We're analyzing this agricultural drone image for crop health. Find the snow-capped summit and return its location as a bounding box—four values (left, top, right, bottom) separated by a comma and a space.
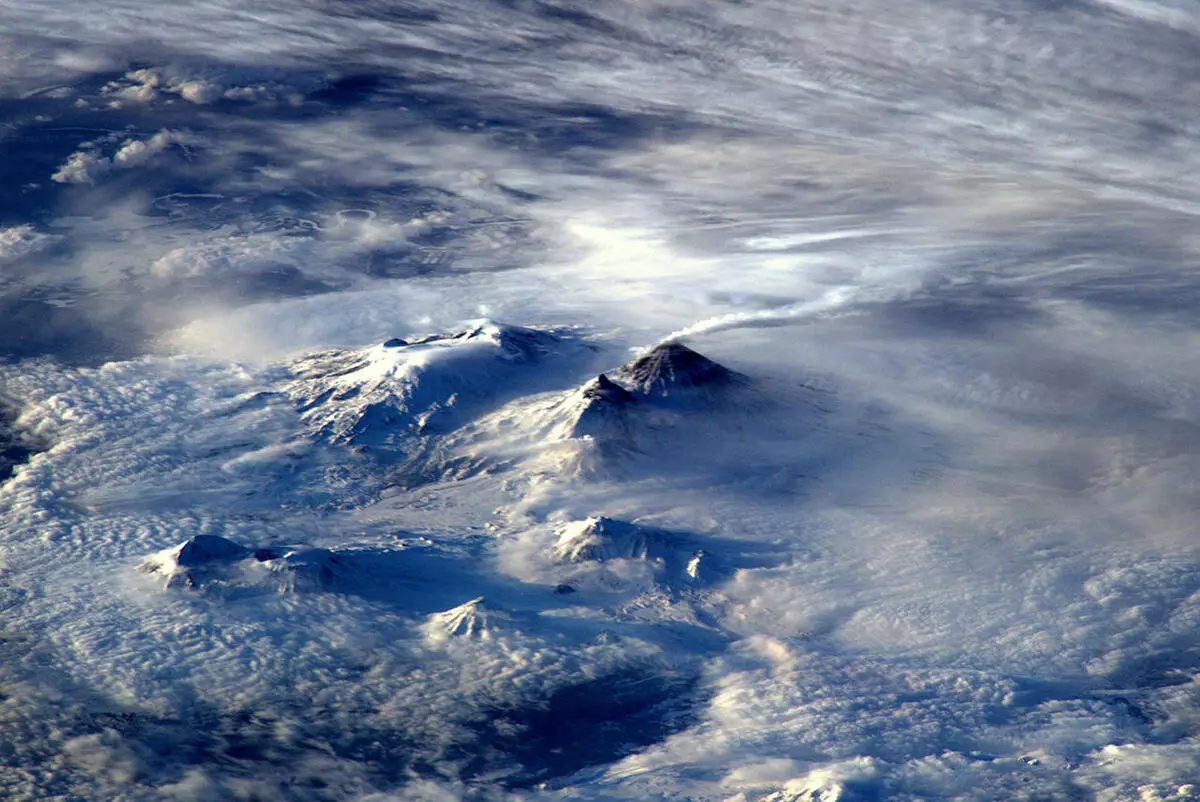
423, 596, 510, 642
284, 320, 576, 450
551, 517, 724, 587
540, 343, 745, 469
611, 341, 741, 398
444, 340, 757, 482
257, 547, 348, 593
553, 517, 672, 563
139, 534, 252, 589
484, 373, 639, 479
515, 341, 736, 445
563, 374, 637, 441
139, 535, 348, 593
583, 373, 636, 405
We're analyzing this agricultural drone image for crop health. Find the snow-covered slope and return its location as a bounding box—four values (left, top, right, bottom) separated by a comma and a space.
551, 516, 722, 590
448, 339, 827, 484
283, 320, 590, 452
422, 596, 511, 642
553, 516, 673, 563
139, 534, 351, 594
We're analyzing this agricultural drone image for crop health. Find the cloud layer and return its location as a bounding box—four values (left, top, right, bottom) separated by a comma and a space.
2, 0, 1200, 799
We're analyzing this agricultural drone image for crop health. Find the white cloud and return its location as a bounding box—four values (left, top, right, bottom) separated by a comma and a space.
149, 234, 308, 281
99, 66, 319, 107
50, 149, 111, 185
51, 129, 185, 184
111, 130, 181, 168
0, 225, 57, 263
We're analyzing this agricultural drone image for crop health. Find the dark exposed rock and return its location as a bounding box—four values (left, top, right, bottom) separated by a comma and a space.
583, 373, 636, 405
174, 535, 252, 567
612, 341, 738, 397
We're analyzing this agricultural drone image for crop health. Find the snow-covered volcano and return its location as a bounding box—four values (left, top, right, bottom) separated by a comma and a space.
138, 534, 352, 594
422, 596, 512, 642
552, 516, 675, 564
449, 340, 779, 481
612, 340, 744, 399
283, 320, 590, 452
552, 516, 720, 586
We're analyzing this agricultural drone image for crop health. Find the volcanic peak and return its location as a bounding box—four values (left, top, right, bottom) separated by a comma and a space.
612, 341, 737, 397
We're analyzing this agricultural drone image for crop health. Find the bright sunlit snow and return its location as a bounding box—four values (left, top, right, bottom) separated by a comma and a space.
2, 1, 1200, 800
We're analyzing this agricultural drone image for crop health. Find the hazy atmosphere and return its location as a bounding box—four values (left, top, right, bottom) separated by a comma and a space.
2, 1, 1200, 799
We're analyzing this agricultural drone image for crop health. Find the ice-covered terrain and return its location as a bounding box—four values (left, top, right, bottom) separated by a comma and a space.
3, 0, 1200, 799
